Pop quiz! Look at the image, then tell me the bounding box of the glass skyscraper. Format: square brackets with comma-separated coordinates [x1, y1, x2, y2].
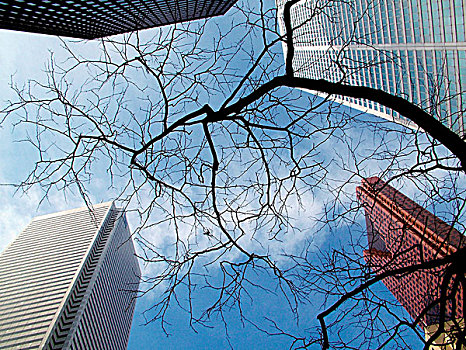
[276, 0, 466, 136]
[0, 202, 140, 349]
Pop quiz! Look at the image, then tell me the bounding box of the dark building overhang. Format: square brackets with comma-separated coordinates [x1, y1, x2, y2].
[0, 0, 238, 39]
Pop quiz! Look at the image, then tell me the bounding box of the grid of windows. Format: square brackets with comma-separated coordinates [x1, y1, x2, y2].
[0, 0, 237, 39]
[357, 177, 464, 327]
[277, 0, 466, 136]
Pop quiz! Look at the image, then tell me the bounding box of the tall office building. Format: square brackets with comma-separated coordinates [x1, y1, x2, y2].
[0, 202, 140, 349]
[356, 177, 464, 335]
[0, 0, 238, 39]
[276, 0, 466, 136]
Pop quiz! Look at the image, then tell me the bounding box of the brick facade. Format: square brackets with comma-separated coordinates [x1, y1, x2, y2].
[357, 177, 464, 327]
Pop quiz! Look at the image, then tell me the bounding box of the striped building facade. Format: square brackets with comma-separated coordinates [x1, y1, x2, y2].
[277, 0, 466, 136]
[0, 202, 140, 349]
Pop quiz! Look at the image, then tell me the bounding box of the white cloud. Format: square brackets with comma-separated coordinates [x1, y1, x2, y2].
[0, 184, 93, 253]
[0, 186, 39, 252]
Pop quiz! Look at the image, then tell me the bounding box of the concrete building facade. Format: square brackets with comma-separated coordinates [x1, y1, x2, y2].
[0, 202, 140, 349]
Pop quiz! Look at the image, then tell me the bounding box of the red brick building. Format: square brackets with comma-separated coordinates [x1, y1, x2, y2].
[356, 177, 464, 327]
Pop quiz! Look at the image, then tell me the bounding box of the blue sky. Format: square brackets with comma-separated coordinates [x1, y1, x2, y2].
[1, 0, 463, 348]
[0, 14, 334, 349]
